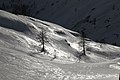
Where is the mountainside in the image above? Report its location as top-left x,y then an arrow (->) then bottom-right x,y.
0,10 -> 120,80
0,0 -> 120,46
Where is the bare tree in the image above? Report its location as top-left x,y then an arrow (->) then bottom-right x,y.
78,28 -> 86,56
76,28 -> 86,62
81,30 -> 86,56
36,27 -> 48,53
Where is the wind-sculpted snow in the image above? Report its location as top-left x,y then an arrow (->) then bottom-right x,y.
0,10 -> 120,80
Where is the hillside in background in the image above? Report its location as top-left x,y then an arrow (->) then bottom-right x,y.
0,0 -> 120,46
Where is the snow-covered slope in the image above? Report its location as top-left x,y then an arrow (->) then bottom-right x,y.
0,10 -> 120,80
0,0 -> 120,46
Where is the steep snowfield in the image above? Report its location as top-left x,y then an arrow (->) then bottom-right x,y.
0,10 -> 120,80
0,0 -> 120,46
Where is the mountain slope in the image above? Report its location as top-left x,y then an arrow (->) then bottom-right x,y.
0,0 -> 120,46
0,10 -> 120,80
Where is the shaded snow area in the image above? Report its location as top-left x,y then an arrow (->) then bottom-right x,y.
0,10 -> 120,80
